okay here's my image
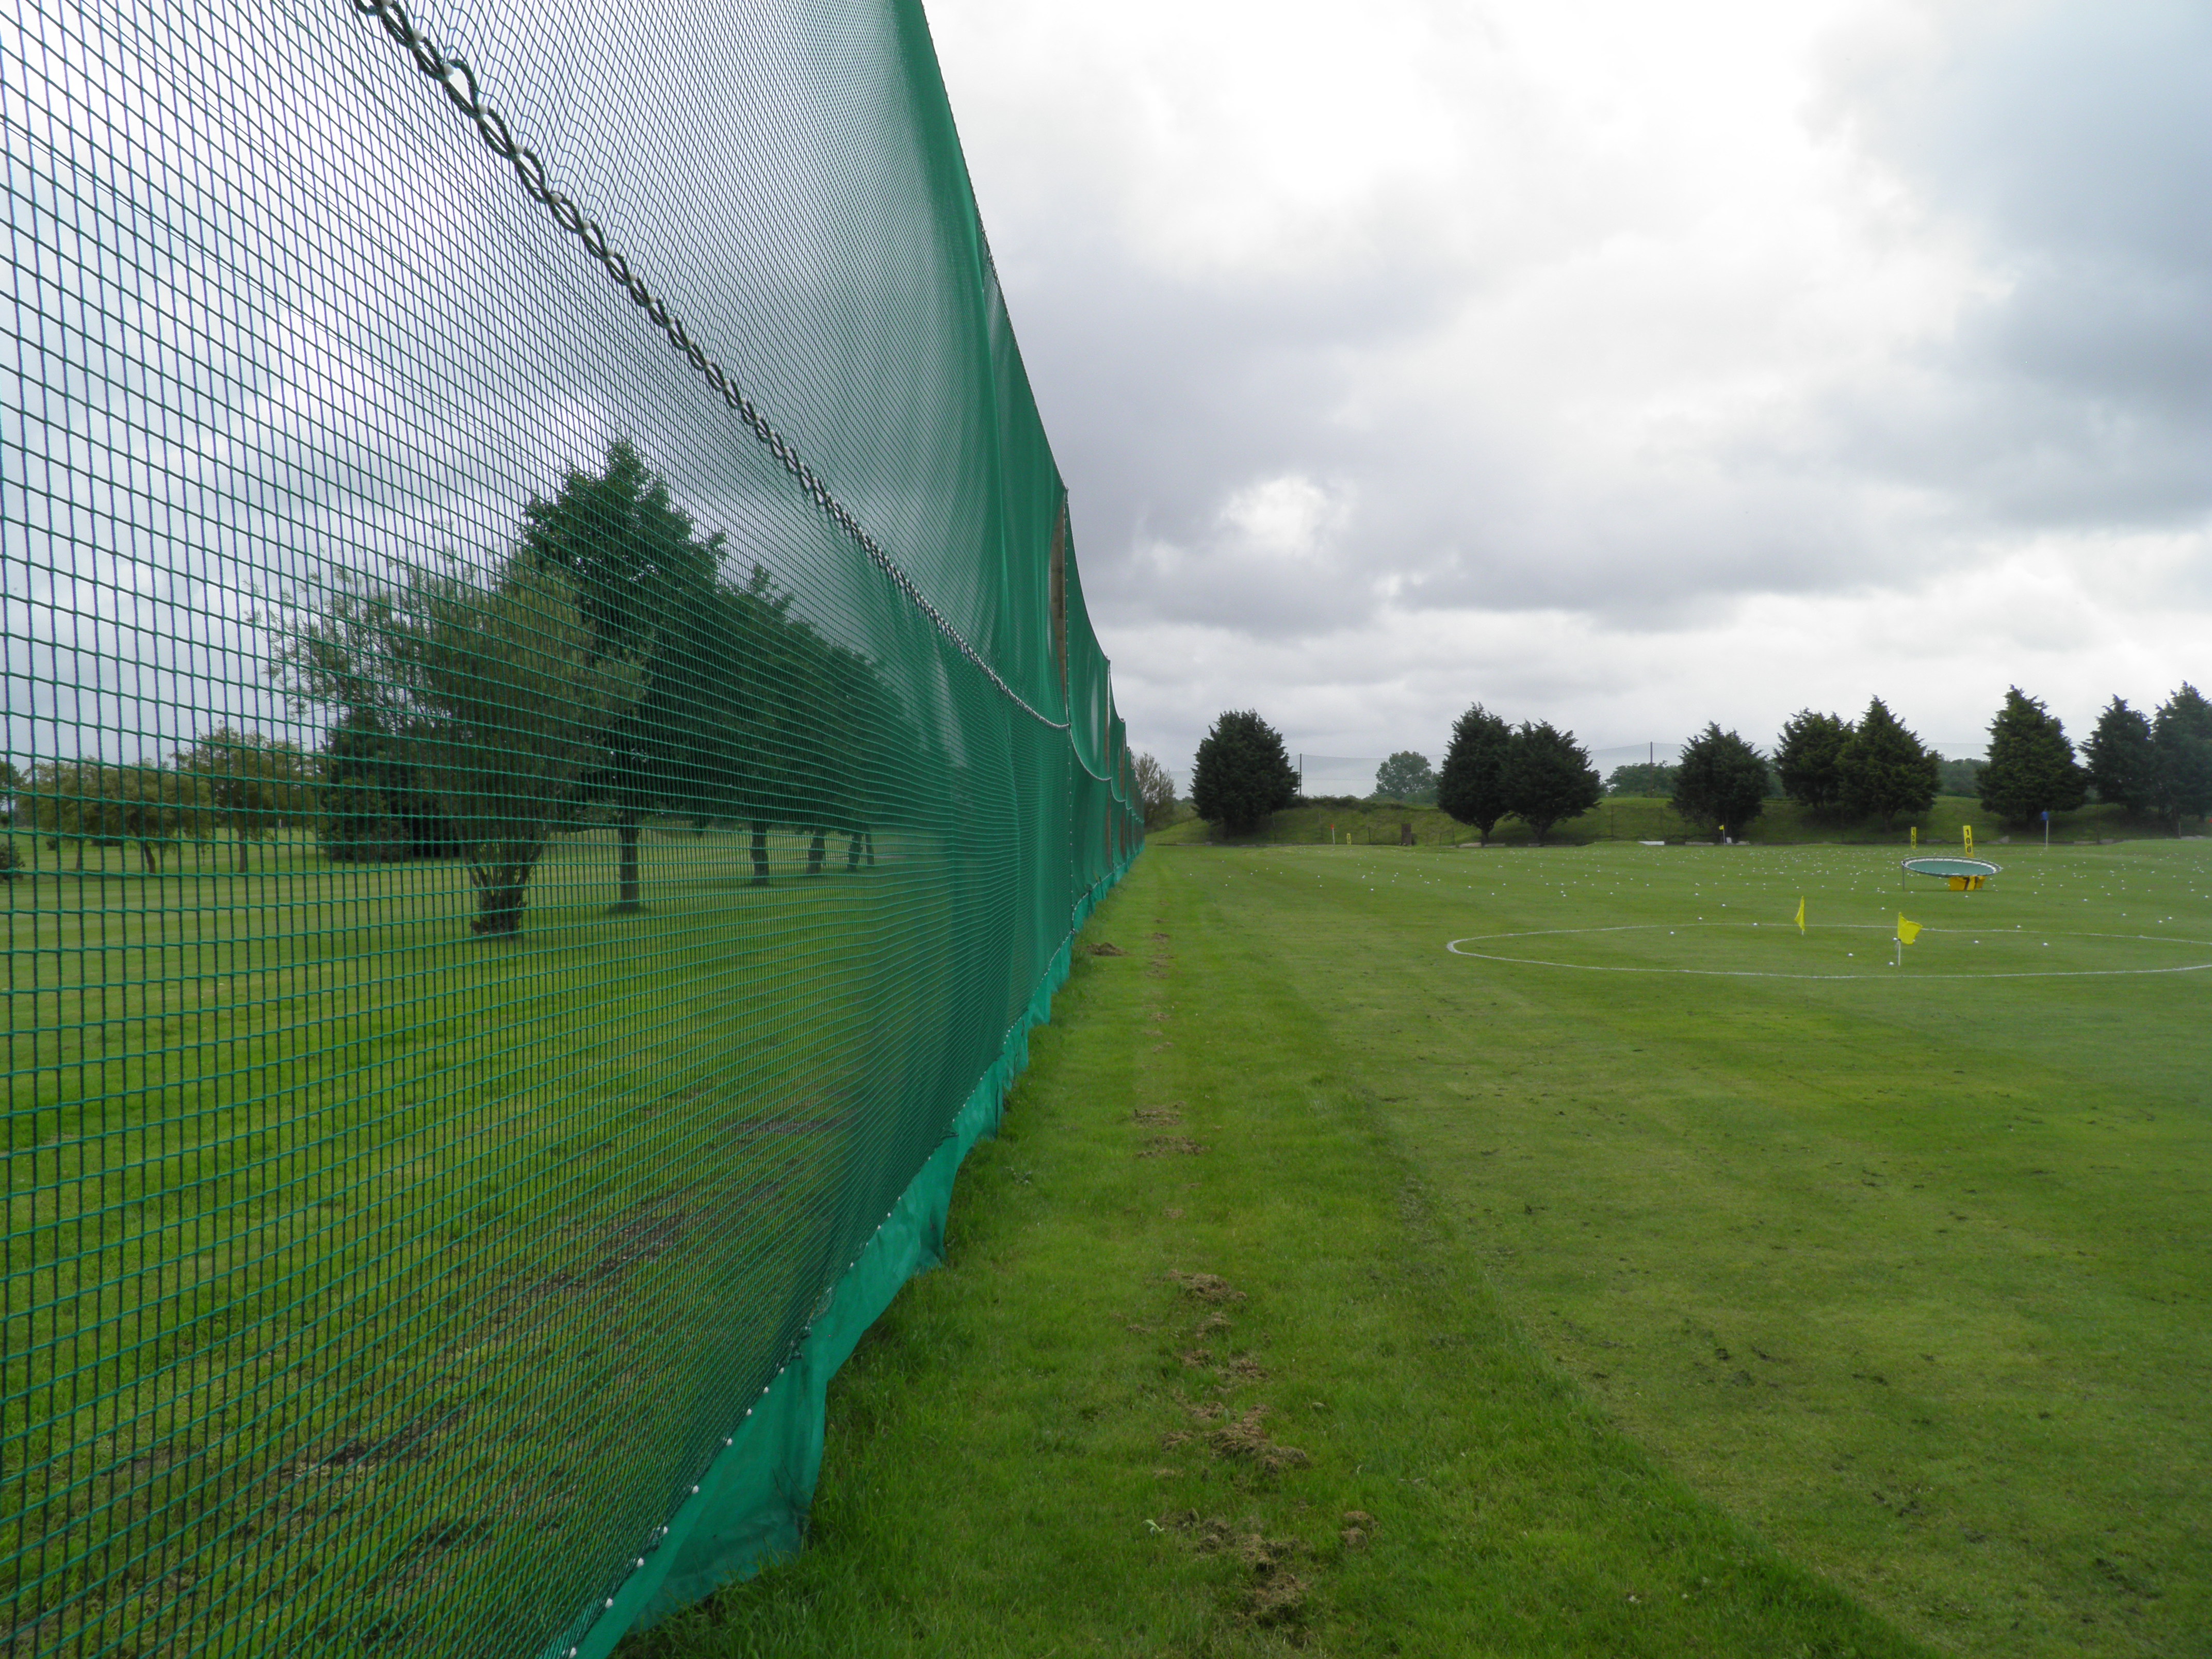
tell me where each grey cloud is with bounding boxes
[1014,233,1471,635]
[989,1,2212,660]
[1825,1,2212,524]
[932,1,2212,770]
[1023,231,1899,635]
[1004,223,1934,642]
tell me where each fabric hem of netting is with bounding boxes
[541,851,1136,1659]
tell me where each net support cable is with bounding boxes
[346,0,1069,735]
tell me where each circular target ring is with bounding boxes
[1442,921,2212,981]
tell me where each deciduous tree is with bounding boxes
[274,558,642,934]
[1132,752,1178,829]
[22,759,208,872]
[175,728,321,870]
[520,440,723,909]
[1937,757,1985,796]
[314,711,461,863]
[1371,751,1437,804]
[1604,761,1676,798]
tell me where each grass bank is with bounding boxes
[635,837,2210,1658]
[4,823,961,1651]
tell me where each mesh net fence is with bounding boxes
[2,0,1139,1651]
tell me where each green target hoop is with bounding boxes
[1902,856,2002,890]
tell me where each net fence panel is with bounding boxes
[1,0,1140,1653]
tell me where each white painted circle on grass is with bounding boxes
[1441,922,2212,981]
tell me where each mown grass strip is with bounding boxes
[629,852,1921,1657]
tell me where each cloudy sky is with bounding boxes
[926,0,2212,783]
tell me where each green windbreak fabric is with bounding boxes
[0,1,1141,1654]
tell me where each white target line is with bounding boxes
[1443,921,2212,981]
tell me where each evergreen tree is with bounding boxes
[1437,704,1512,844]
[1191,710,1297,835]
[1501,721,1602,844]
[1774,709,1852,811]
[1670,724,1769,836]
[1836,697,1940,827]
[1977,688,2086,826]
[1371,751,1437,803]
[2151,683,2212,833]
[2082,697,2157,814]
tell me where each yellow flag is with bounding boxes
[1794,897,1806,934]
[1896,913,1922,946]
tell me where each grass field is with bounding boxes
[1146,794,2187,850]
[3,823,982,1652]
[632,837,2210,1657]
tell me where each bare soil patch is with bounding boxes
[1207,1406,1309,1475]
[1166,1271,1245,1304]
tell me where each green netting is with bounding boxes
[1,2,1141,1652]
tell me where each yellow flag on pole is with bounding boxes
[1794,897,1806,934]
[1896,914,1922,946]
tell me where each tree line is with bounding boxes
[4,734,320,876]
[1761,686,2212,835]
[1168,681,2212,844]
[4,443,909,930]
[1184,708,1607,844]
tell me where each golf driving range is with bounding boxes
[641,835,2210,1658]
